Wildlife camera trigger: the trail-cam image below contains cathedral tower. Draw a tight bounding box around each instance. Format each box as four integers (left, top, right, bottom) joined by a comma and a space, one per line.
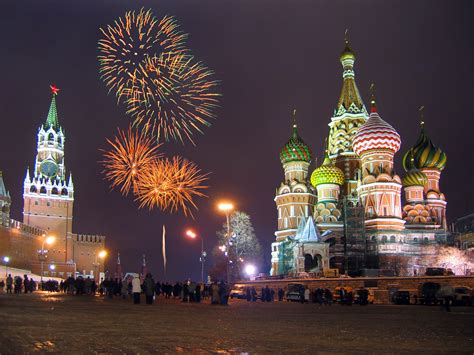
310, 148, 345, 224
402, 114, 447, 229
274, 112, 316, 241
271, 113, 317, 275
22, 86, 75, 264
327, 36, 368, 202
352, 87, 404, 231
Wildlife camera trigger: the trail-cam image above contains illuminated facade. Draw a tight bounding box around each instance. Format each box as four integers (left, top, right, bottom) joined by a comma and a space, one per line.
271, 40, 448, 276
0, 88, 106, 279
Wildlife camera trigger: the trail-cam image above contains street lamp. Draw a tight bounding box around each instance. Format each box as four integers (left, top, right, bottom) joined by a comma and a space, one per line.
39, 235, 56, 286
218, 201, 234, 284
3, 256, 10, 277
244, 264, 256, 279
186, 229, 206, 284
94, 250, 107, 282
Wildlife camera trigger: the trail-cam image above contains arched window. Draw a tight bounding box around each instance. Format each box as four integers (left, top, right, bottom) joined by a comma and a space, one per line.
30, 186, 37, 193
61, 188, 68, 196
413, 237, 418, 243
381, 235, 388, 244
51, 187, 58, 195
40, 186, 47, 194
390, 235, 396, 243
423, 237, 429, 244
371, 235, 376, 242
48, 133, 55, 141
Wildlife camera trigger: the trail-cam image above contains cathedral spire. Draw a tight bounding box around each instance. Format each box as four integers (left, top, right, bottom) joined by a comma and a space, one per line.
370, 83, 377, 113
335, 33, 366, 117
45, 85, 60, 131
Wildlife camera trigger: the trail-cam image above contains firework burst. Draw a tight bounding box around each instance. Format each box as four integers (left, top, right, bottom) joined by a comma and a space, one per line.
126, 54, 220, 144
102, 127, 162, 196
98, 8, 187, 103
135, 156, 209, 217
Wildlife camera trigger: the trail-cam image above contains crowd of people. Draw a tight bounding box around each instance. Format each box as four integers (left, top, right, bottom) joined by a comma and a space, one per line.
0, 273, 372, 307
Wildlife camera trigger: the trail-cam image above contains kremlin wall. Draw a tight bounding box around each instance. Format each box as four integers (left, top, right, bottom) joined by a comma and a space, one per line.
0, 90, 105, 280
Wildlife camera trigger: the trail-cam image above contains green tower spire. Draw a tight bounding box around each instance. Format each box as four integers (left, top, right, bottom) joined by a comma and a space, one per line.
45, 85, 60, 130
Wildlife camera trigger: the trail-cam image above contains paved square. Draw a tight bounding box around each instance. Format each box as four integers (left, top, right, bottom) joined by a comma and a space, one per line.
0, 292, 473, 353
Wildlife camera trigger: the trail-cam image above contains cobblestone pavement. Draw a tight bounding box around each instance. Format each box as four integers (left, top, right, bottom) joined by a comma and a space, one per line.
0, 292, 473, 354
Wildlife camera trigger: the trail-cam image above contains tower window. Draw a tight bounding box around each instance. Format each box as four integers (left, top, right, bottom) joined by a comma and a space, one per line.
40, 186, 47, 194
61, 188, 68, 196
30, 186, 37, 193
52, 187, 58, 195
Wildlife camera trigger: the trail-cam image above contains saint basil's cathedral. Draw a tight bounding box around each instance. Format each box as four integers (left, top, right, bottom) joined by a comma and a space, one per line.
270, 39, 448, 277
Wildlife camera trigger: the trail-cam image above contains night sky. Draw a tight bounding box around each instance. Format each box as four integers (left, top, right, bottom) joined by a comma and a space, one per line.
0, 0, 472, 281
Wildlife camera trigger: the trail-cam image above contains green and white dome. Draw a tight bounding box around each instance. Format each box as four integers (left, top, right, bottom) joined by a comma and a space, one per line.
280, 124, 312, 165
402, 169, 428, 187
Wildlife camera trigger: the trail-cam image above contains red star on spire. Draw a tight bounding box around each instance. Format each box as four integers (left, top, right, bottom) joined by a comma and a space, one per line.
50, 84, 60, 96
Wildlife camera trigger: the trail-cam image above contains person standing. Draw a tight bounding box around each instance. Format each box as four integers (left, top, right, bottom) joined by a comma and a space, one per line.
278, 288, 284, 301
211, 281, 219, 305
132, 276, 141, 304
143, 273, 155, 305
23, 275, 29, 294
304, 286, 310, 304
6, 274, 13, 294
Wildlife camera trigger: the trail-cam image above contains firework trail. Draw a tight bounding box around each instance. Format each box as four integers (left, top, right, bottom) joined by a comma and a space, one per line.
98, 8, 220, 145
98, 8, 187, 104
126, 54, 220, 144
101, 126, 162, 196
135, 156, 209, 217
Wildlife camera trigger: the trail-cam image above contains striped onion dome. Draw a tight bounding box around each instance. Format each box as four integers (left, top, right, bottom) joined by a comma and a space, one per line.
402, 122, 446, 171
402, 168, 428, 187
352, 93, 401, 156
310, 151, 345, 187
280, 123, 312, 165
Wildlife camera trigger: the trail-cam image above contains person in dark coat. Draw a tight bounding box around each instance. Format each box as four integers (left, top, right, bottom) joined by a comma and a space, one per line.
278, 288, 284, 301
219, 281, 228, 305
246, 287, 252, 302
143, 273, 155, 305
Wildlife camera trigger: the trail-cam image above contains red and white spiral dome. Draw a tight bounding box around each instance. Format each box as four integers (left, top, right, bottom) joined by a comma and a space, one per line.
352, 100, 401, 156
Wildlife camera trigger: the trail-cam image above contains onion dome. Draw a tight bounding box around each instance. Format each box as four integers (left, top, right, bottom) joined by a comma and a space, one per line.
352, 86, 401, 156
402, 168, 428, 187
310, 151, 345, 187
340, 39, 355, 63
280, 112, 312, 164
402, 120, 447, 171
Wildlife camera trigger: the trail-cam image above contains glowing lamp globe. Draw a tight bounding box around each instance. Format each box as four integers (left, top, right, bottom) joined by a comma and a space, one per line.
244, 264, 256, 276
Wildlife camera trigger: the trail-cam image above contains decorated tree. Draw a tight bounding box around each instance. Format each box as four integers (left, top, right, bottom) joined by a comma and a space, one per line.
212, 211, 262, 281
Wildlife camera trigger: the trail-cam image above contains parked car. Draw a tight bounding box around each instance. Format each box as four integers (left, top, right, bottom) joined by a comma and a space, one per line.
453, 286, 473, 306
392, 290, 410, 305
285, 283, 305, 302
229, 286, 247, 299
419, 282, 442, 305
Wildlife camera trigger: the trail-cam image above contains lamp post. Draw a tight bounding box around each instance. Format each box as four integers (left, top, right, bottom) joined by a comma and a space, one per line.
186, 230, 206, 284
39, 235, 55, 287
3, 256, 10, 277
218, 202, 234, 284
94, 250, 107, 283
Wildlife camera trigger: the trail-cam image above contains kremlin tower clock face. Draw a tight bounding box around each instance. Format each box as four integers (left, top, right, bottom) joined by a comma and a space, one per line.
40, 160, 58, 178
